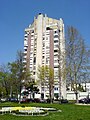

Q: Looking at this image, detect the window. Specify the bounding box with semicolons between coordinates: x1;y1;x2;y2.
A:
43;43;45;47
33;72;35;75
54;40;58;43
46;27;51;30
24;49;27;51
33;57;36;64
54;87;58;91
54;50;58;52
32;30;34;33
42;56;44;59
58;30;60;32
54;31;57;33
54;35;58;38
46;58;48;64
54;66;58;68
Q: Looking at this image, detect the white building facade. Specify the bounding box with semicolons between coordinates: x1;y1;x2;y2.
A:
66;83;90;100
23;13;66;99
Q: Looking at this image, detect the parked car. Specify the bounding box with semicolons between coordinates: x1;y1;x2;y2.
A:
20;98;30;103
8;98;18;102
60;99;68;104
40;99;47;103
78;98;90;104
33;98;40;103
0;98;7;102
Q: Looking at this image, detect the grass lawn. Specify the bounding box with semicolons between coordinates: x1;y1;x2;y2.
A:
0;102;90;120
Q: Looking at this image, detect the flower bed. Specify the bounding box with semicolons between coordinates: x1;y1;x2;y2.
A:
0;106;60;116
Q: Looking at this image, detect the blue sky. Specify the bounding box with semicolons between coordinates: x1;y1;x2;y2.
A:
0;0;90;64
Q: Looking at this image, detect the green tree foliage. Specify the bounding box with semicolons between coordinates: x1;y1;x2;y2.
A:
77;84;84;92
26;81;39;99
0;50;31;99
0;65;11;97
37;65;54;103
8;50;31;97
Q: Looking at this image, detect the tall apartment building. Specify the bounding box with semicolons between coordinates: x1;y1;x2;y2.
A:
23;13;66;99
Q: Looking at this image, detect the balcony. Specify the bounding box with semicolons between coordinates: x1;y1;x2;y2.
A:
23;60;26;63
24;51;27;54
23;55;27;58
24;34;28;37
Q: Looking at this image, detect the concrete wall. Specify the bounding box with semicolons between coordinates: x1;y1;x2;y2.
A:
66;91;90;100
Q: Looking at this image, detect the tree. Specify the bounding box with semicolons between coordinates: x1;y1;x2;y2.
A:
77;84;84;92
47;66;54;103
80;49;90;84
8;50;31;99
0;64;11;97
37;65;54;103
0;50;32;100
8;62;21;98
26;81;39;99
65;26;89;102
37;65;46;97
16;50;31;97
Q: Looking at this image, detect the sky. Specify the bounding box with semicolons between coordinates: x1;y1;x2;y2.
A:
0;0;90;64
